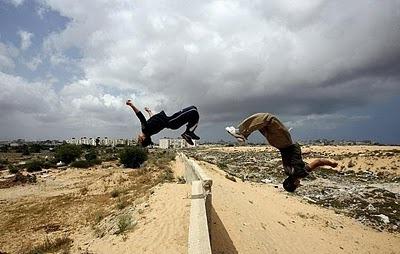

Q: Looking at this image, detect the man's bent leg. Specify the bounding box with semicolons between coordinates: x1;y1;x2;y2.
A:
262;116;293;149
238;113;274;139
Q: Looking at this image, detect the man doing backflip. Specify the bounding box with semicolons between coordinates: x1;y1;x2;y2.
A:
126;100;200;147
226;113;337;192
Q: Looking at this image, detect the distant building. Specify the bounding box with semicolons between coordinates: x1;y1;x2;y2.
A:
159;137;197;149
65;137;136;146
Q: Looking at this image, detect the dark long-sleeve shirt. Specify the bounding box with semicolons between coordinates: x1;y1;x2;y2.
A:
280;143;310;178
136;111;169;136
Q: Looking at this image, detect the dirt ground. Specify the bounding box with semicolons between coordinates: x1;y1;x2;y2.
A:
201;160;400;254
203;145;400;175
0;154;190;254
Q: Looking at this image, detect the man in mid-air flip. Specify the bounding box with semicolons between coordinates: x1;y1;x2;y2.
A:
226;113;337;192
126;100;200;147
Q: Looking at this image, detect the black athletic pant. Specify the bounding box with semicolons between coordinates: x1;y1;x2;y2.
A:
167;106;199;132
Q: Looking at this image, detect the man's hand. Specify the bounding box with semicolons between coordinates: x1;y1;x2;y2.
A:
144;107;154;117
126;100;132;106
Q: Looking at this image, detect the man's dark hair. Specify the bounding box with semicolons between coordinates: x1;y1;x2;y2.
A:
139;136;153;147
283;176;298;192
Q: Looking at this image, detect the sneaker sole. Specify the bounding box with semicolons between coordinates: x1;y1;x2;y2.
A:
225;130;245;142
181;134;194;145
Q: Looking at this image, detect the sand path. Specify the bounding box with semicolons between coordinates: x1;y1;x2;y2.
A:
198;161;400;254
76;157;191;254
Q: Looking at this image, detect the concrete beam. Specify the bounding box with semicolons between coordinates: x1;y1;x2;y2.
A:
179;153;213;254
188;181;212;254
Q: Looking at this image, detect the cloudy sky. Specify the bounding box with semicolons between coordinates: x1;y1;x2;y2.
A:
1;0;399;143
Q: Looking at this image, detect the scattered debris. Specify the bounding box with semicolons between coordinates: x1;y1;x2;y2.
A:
225;174;237;182
177;176;186;184
374;214;390;224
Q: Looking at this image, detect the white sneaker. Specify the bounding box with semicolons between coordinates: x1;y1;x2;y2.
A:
225;126;246;143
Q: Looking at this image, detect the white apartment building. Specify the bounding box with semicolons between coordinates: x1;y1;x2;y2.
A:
159;138;197;149
66;137;136;146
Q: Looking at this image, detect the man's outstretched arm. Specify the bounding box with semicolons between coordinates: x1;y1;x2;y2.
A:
308;158;338;171
126;100;147;126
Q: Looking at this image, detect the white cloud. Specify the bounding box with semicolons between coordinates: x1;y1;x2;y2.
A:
18;30;33;50
0;42;18;70
25;55;43;71
2;0;400;139
7;0;24;7
0;72;58;117
39;0;400;121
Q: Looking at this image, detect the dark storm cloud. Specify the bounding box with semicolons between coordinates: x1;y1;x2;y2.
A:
1;0;400;140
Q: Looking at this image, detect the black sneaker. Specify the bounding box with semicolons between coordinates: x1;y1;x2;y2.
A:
181;133;194;145
186;131;200;140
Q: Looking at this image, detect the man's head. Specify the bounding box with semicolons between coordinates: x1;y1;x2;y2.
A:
137;132;152;147
283;176;301;192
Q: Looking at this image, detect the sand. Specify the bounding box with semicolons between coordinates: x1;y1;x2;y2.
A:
0;157;191;254
198;161;400;254
72;157;191;254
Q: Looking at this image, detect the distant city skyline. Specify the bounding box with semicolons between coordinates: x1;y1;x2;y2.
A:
1;1;399;144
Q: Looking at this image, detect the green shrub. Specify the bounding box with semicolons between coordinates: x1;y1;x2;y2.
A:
85;149;98;161
0;145;9;152
26;160;43;172
29;144;42;153
42;161;56;169
8;164;19;174
17;145;30;155
119;147;148;168
116;214;132;234
70;160;92;168
90;158;102;165
55;144;82;164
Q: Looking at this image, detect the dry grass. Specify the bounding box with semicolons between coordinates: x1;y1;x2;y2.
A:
23;235;72;254
0;150;177;253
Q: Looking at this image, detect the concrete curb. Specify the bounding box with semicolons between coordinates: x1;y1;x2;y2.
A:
178;153;213;254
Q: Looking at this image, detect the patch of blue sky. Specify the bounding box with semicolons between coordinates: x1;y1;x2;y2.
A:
0;1;69;46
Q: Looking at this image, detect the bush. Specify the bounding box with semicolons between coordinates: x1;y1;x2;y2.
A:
42;161;56;169
29;143;42;153
0;145;9;152
90;158;102;165
119;147;148;168
8;164;19;174
55;144;82;164
70;160;92;168
85;149;98;161
26;160;43;172
116;214;132;234
17;145;30;155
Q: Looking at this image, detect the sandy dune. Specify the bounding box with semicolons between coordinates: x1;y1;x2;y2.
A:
199;161;400;254
72;157;191;254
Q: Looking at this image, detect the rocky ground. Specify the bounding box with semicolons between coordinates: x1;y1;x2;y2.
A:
182;145;400;233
